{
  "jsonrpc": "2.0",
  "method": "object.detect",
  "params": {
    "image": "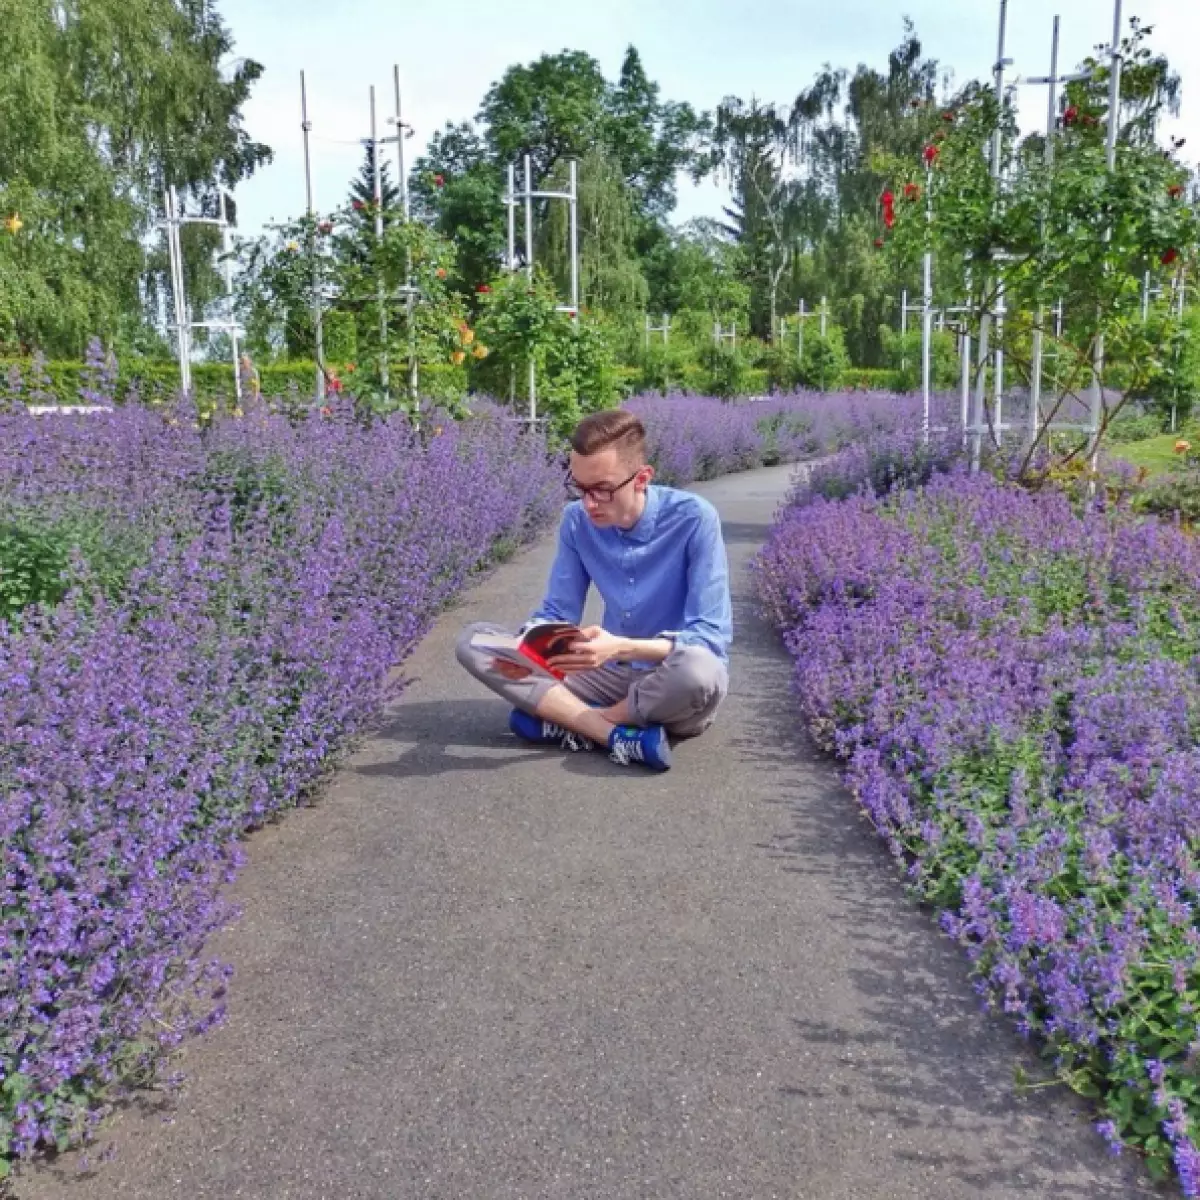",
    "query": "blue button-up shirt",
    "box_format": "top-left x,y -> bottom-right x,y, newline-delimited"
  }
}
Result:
528,485 -> 732,663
